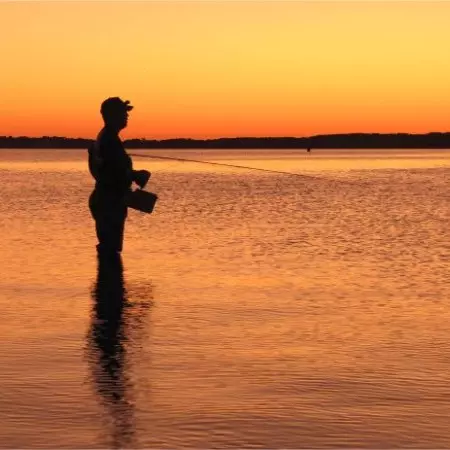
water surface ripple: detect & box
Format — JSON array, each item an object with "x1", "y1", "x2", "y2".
[{"x1": 1, "y1": 149, "x2": 450, "y2": 448}]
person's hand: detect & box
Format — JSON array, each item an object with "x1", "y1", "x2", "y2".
[{"x1": 134, "y1": 170, "x2": 151, "y2": 189}]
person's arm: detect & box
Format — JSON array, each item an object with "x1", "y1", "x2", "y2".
[{"x1": 132, "y1": 169, "x2": 151, "y2": 189}]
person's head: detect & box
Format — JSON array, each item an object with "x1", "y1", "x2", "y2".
[{"x1": 100, "y1": 97, "x2": 133, "y2": 130}]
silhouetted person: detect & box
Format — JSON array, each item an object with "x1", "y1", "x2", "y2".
[{"x1": 88, "y1": 97, "x2": 150, "y2": 257}]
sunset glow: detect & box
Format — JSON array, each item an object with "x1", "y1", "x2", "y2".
[{"x1": 2, "y1": 1, "x2": 450, "y2": 139}]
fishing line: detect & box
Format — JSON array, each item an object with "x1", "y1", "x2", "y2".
[
  {"x1": 129, "y1": 152, "x2": 350, "y2": 183},
  {"x1": 147, "y1": 159, "x2": 184, "y2": 173}
]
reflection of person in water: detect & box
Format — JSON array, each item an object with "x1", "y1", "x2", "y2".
[
  {"x1": 87, "y1": 255, "x2": 153, "y2": 448},
  {"x1": 88, "y1": 97, "x2": 151, "y2": 257}
]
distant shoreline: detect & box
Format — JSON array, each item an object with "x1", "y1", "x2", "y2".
[{"x1": 1, "y1": 133, "x2": 450, "y2": 149}]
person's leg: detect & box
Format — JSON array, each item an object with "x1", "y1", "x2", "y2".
[
  {"x1": 89, "y1": 190, "x2": 103, "y2": 253},
  {"x1": 90, "y1": 191, "x2": 127, "y2": 256},
  {"x1": 109, "y1": 206, "x2": 127, "y2": 253},
  {"x1": 96, "y1": 205, "x2": 127, "y2": 256}
]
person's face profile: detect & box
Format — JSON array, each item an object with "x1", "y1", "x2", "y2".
[
  {"x1": 121, "y1": 110, "x2": 130, "y2": 128},
  {"x1": 113, "y1": 110, "x2": 129, "y2": 129}
]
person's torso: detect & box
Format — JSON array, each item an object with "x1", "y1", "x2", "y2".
[{"x1": 88, "y1": 128, "x2": 133, "y2": 197}]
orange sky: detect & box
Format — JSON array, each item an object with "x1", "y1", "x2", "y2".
[{"x1": 1, "y1": 1, "x2": 450, "y2": 139}]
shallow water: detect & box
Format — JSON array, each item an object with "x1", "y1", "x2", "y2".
[{"x1": 2, "y1": 148, "x2": 450, "y2": 448}]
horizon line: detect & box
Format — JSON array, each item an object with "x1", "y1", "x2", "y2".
[{"x1": 2, "y1": 131, "x2": 450, "y2": 141}]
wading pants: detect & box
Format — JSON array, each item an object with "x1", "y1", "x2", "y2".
[{"x1": 89, "y1": 189, "x2": 128, "y2": 255}]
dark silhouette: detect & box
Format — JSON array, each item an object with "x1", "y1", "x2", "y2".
[
  {"x1": 87, "y1": 253, "x2": 153, "y2": 448},
  {"x1": 88, "y1": 97, "x2": 151, "y2": 257},
  {"x1": 3, "y1": 132, "x2": 450, "y2": 149}
]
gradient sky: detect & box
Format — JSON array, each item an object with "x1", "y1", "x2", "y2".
[{"x1": 1, "y1": 1, "x2": 450, "y2": 139}]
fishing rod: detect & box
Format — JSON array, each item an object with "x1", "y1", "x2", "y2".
[
  {"x1": 126, "y1": 151, "x2": 351, "y2": 213},
  {"x1": 129, "y1": 152, "x2": 331, "y2": 180}
]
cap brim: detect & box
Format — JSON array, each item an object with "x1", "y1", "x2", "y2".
[{"x1": 124, "y1": 100, "x2": 133, "y2": 111}]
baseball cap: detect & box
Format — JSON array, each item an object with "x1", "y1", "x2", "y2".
[{"x1": 100, "y1": 97, "x2": 133, "y2": 115}]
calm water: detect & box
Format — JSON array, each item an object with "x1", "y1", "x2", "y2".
[{"x1": 1, "y1": 148, "x2": 450, "y2": 448}]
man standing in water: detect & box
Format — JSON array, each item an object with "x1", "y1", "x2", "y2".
[{"x1": 88, "y1": 97, "x2": 150, "y2": 257}]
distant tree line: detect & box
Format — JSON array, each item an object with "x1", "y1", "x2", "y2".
[
  {"x1": 1, "y1": 133, "x2": 450, "y2": 149},
  {"x1": 0, "y1": 136, "x2": 93, "y2": 149}
]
